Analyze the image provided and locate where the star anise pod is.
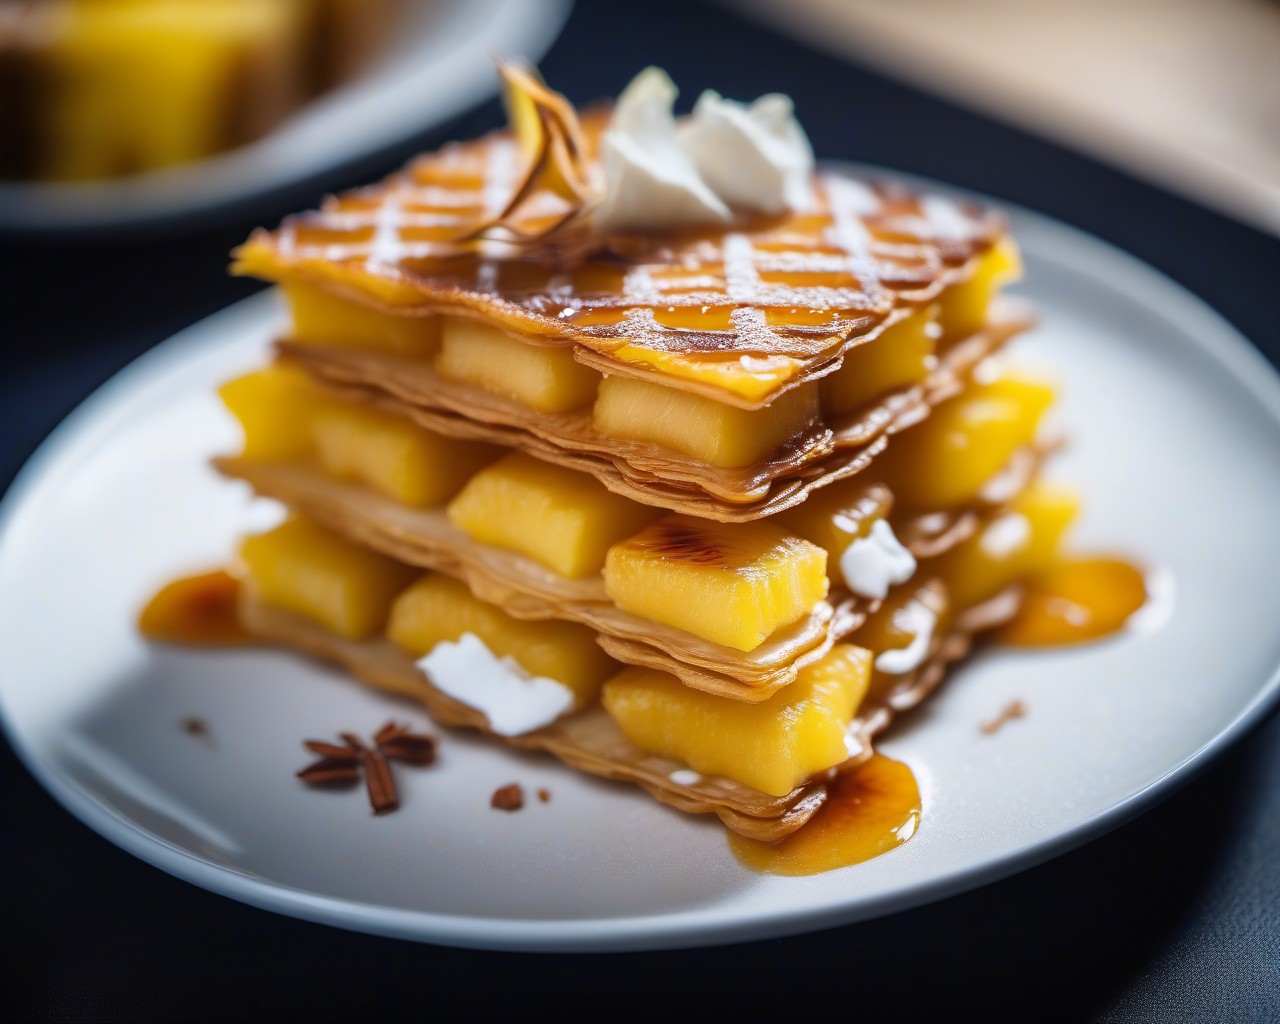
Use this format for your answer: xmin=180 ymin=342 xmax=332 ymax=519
xmin=374 ymin=720 xmax=438 ymax=765
xmin=296 ymin=722 xmax=438 ymax=815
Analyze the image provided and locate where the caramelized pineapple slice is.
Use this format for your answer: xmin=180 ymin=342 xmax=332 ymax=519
xmin=937 ymin=237 xmax=1022 ymax=343
xmin=602 ymin=644 xmax=872 ymax=797
xmin=311 ymin=401 xmax=498 ymax=507
xmin=604 ymin=516 xmax=829 ymax=651
xmin=448 ymin=452 xmax=657 ymax=578
xmin=776 ymin=479 xmax=894 ymax=581
xmin=387 ymin=574 xmax=615 ymax=707
xmin=878 ymin=373 xmax=1055 ymax=510
xmin=238 ymin=517 xmax=417 ymax=640
xmin=820 ymin=305 xmax=938 ymax=417
xmin=593 ymin=376 xmax=818 ymax=468
xmin=284 ymin=282 xmax=441 ymax=356
xmin=219 ymin=364 xmax=325 ymax=462
xmin=932 ymin=481 xmax=1081 ymax=611
xmin=436 ymin=317 xmax=600 ymax=413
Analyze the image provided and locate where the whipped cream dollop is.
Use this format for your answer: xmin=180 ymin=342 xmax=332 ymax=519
xmin=595 ymin=67 xmax=814 ymax=232
xmin=680 ymin=90 xmax=814 ymax=215
xmin=874 ymin=601 xmax=937 ymax=676
xmin=416 ymin=633 xmax=575 ymax=737
xmin=840 ymin=519 xmax=917 ymax=600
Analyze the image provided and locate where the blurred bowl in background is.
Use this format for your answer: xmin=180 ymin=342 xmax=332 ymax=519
xmin=0 ymin=0 xmax=570 ymax=235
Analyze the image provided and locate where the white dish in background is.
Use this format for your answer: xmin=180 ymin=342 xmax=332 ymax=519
xmin=0 ymin=0 xmax=569 ymax=233
xmin=1 ymin=171 xmax=1278 ymax=952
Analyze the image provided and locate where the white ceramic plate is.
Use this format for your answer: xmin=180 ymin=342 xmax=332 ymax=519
xmin=0 ymin=0 xmax=569 ymax=233
xmin=2 ymin=178 xmax=1279 ymax=952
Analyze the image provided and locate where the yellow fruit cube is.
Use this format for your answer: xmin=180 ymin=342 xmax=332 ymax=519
xmin=592 ymin=375 xmax=819 ymax=468
xmin=603 ymin=516 xmax=829 ymax=651
xmin=218 ymin=364 xmax=325 ymax=462
xmin=32 ymin=0 xmax=306 ymax=180
xmin=602 ymin=644 xmax=872 ymax=796
xmin=820 ymin=305 xmax=938 ymax=417
xmin=878 ymin=373 xmax=1055 ymax=510
xmin=447 ymin=452 xmax=658 ymax=578
xmin=436 ymin=316 xmax=600 ymax=413
xmin=311 ymin=401 xmax=498 ymax=507
xmin=238 ymin=517 xmax=417 ymax=640
xmin=387 ymin=574 xmax=615 ymax=707
xmin=932 ymin=481 xmax=1081 ymax=611
xmin=283 ymin=282 xmax=442 ymax=356
xmin=937 ymin=237 xmax=1022 ymax=343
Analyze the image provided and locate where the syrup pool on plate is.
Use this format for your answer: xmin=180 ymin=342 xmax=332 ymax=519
xmin=996 ymin=556 xmax=1149 ymax=648
xmin=138 ymin=569 xmax=256 ymax=647
xmin=727 ymin=754 xmax=921 ymax=876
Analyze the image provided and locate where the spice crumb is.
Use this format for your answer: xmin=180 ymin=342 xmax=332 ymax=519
xmin=180 ymin=717 xmax=216 ymax=748
xmin=980 ymin=700 xmax=1028 ymax=735
xmin=536 ymin=788 xmax=551 ymax=804
xmin=491 ymin=784 xmax=524 ymax=812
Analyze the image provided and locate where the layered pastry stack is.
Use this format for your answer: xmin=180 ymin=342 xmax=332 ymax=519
xmin=208 ymin=67 xmax=1077 ymax=841
xmin=0 ymin=0 xmax=402 ymax=181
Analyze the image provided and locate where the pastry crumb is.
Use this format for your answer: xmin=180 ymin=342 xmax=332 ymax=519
xmin=537 ymin=788 xmax=551 ymax=804
xmin=491 ymin=784 xmax=524 ymax=811
xmin=980 ymin=700 xmax=1028 ymax=735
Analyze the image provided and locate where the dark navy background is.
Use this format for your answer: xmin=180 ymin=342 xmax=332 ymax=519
xmin=3 ymin=2 xmax=1278 ymax=1019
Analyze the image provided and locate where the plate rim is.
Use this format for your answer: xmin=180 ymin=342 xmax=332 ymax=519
xmin=2 ymin=166 xmax=1279 ymax=952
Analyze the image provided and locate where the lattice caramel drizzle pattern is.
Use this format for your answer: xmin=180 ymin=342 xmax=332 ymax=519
xmin=273 ymin=134 xmax=995 ymax=352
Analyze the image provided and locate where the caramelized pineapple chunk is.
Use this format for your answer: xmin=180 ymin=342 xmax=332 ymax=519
xmin=387 ymin=574 xmax=615 ymax=707
xmin=776 ymin=479 xmax=894 ymax=580
xmin=592 ymin=376 xmax=818 ymax=468
xmin=604 ymin=516 xmax=829 ymax=651
xmin=284 ymin=283 xmax=441 ymax=356
xmin=311 ymin=401 xmax=497 ymax=507
xmin=29 ymin=0 xmax=305 ymax=181
xmin=238 ymin=517 xmax=417 ymax=640
xmin=448 ymin=452 xmax=657 ymax=578
xmin=218 ymin=364 xmax=324 ymax=461
xmin=937 ymin=237 xmax=1022 ymax=343
xmin=932 ymin=482 xmax=1081 ymax=611
xmin=879 ymin=373 xmax=1055 ymax=510
xmin=436 ymin=317 xmax=600 ymax=412
xmin=602 ymin=645 xmax=872 ymax=796
xmin=820 ymin=305 xmax=938 ymax=417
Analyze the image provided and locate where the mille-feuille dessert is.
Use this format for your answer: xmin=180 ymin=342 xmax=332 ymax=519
xmin=0 ymin=0 xmax=402 ymax=181
xmin=153 ymin=65 xmax=1087 ymax=852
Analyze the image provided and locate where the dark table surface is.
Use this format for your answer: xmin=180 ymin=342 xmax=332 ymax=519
xmin=3 ymin=2 xmax=1278 ymax=1020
